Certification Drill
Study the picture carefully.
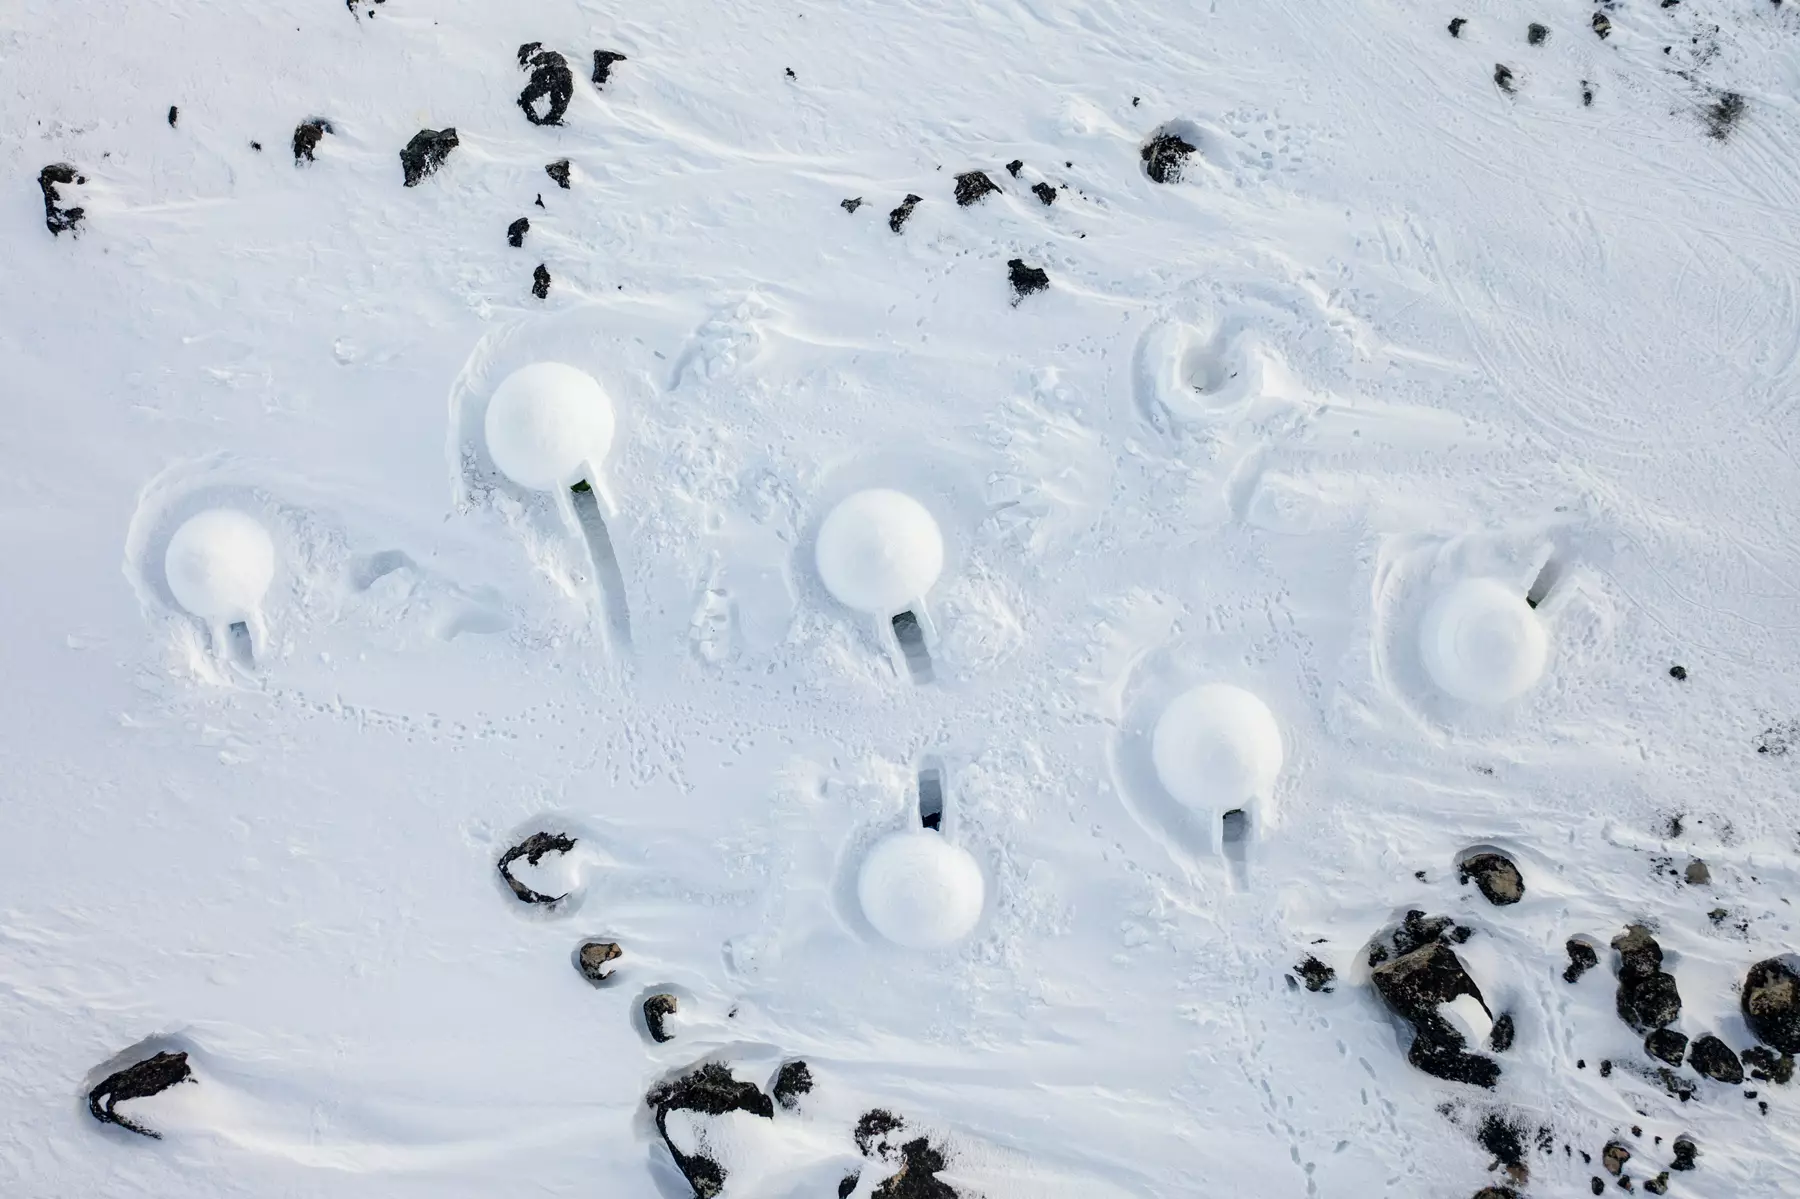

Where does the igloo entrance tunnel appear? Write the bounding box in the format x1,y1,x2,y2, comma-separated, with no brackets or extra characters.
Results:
857,829,985,949
1151,683,1284,845
1417,578,1548,705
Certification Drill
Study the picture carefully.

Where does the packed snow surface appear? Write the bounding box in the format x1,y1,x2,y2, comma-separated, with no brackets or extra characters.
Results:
1150,683,1284,815
7,0,1800,1197
161,509,276,622
813,489,945,616
856,829,987,950
1417,578,1550,706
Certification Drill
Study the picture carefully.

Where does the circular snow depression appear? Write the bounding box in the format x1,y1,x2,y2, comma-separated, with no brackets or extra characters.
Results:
483,362,615,491
163,509,275,622
1151,684,1284,814
857,830,984,949
814,489,944,616
1418,578,1548,705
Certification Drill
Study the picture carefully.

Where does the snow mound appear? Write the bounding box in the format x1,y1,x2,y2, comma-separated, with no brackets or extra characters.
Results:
163,509,275,622
482,362,615,491
1150,684,1284,815
857,830,984,949
1417,578,1548,705
814,489,944,616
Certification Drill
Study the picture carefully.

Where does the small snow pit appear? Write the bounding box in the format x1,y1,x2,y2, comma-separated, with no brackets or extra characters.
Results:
814,489,944,616
483,362,615,491
164,509,275,622
857,830,984,949
1418,578,1548,705
1151,684,1283,816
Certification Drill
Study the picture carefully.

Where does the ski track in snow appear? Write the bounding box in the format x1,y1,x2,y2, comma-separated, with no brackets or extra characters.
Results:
4,0,1800,1195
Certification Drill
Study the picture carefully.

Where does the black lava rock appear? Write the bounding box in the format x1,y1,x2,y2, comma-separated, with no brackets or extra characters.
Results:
1565,939,1599,983
592,50,628,88
1476,1113,1529,1179
1140,129,1196,183
771,1060,813,1109
1589,1179,1604,1195
644,993,678,1043
167,105,178,127
1593,13,1612,38
841,197,864,213
1489,1012,1516,1052
1472,1189,1518,1199
1459,851,1525,906
1528,23,1549,45
518,45,575,126
88,1051,192,1138
646,1064,773,1198
497,831,574,904
839,1175,861,1198
37,164,85,236
507,217,530,247
856,1109,905,1156
546,159,572,188
1645,1028,1689,1066
400,128,459,186
532,264,552,299
1007,259,1049,303
953,170,999,206
576,940,621,984
1669,665,1688,680
1689,1034,1744,1084
1449,17,1467,37
888,194,922,233
1294,956,1336,993
1495,65,1516,94
1645,1173,1671,1195
1612,925,1682,1031
1005,159,1023,177
1371,940,1500,1087
1671,1136,1697,1171
1705,92,1745,142
1031,181,1057,205
293,118,332,164
874,1137,958,1197
1743,1045,1795,1084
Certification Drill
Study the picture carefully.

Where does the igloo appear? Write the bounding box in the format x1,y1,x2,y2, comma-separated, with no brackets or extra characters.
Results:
814,489,944,617
163,509,275,622
483,362,615,491
857,829,985,949
1418,578,1548,705
1151,684,1284,818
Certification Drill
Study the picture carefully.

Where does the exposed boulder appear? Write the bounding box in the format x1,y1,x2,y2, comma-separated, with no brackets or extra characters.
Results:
1564,938,1599,983
1141,129,1195,183
644,993,679,1043
293,118,332,163
646,1064,773,1197
1459,851,1524,905
38,164,85,236
1371,935,1501,1087
400,128,459,186
592,50,628,87
1644,1028,1688,1066
1612,925,1681,1031
1688,1034,1744,1084
888,194,922,233
518,44,575,125
87,1051,192,1138
497,831,574,904
575,940,621,984
1743,957,1800,1052
953,170,999,206
771,1060,813,1110
546,159,572,188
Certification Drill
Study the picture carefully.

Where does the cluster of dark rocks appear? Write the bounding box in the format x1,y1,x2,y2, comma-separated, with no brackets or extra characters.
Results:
859,164,1056,302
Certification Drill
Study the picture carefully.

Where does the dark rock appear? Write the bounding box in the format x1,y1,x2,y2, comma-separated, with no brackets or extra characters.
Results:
1650,1065,1695,1101
953,171,999,206
1689,1034,1744,1084
856,1109,905,1157
1473,1189,1519,1199
546,159,572,188
1744,958,1800,1051
1593,13,1612,38
888,194,922,233
785,67,797,80
497,831,575,904
1449,17,1467,36
1589,1179,1604,1196
1600,1059,1613,1077
251,141,262,151
518,46,575,126
400,128,459,186
1007,259,1049,304
644,993,678,1043
1613,925,1681,1031
1528,23,1549,45
1459,852,1525,906
592,50,628,88
1477,1112,1529,1178
576,940,621,984
1684,859,1710,885
1671,1136,1697,1171
1495,65,1515,94
1669,665,1687,680
294,119,332,164
771,1060,813,1109
37,164,86,236
1005,159,1023,177
1705,92,1745,141
1645,1173,1670,1195
646,1064,773,1197
839,1176,861,1198
1582,81,1595,107
1489,1012,1516,1052
873,1137,958,1198
841,197,864,213
167,105,178,127
1031,181,1057,205
1645,1028,1688,1066
1743,1045,1795,1084
535,193,546,209
532,264,552,299
1294,956,1336,993
1140,130,1196,183
1603,1142,1630,1176
88,1051,192,1138
1565,939,1600,983
507,217,530,248
1371,940,1500,1087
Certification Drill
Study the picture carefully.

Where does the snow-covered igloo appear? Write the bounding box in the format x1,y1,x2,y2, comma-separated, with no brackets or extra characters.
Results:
857,829,985,949
483,362,615,491
1151,683,1284,844
1417,578,1548,705
814,489,944,617
163,508,275,623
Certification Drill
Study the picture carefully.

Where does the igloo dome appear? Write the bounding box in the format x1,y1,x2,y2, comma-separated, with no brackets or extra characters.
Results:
857,830,985,949
814,489,944,616
163,509,276,622
1151,683,1284,814
483,362,615,491
1418,578,1548,705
